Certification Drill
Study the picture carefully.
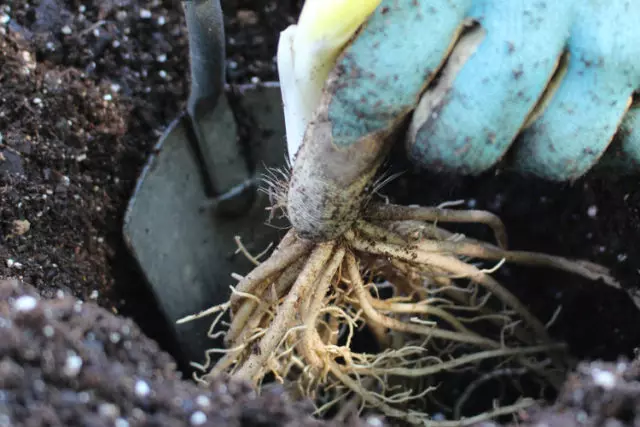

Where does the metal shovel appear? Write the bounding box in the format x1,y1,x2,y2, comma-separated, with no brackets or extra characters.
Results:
123,0,287,367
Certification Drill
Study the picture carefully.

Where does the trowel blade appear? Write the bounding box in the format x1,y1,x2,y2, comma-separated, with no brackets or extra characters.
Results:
123,83,288,367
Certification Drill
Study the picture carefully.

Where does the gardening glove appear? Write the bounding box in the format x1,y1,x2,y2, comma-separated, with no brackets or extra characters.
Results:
280,0,640,182
407,0,640,180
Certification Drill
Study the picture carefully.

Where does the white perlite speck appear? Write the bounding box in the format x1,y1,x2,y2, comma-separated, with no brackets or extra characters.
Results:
366,416,384,427
190,411,207,426
139,9,152,18
98,403,120,418
592,368,616,390
14,295,37,312
63,353,83,377
134,379,151,397
195,395,210,408
214,383,227,394
587,205,597,218
43,325,55,337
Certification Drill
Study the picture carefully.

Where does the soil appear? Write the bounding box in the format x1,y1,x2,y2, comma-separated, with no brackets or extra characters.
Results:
1,277,379,427
384,162,640,362
3,276,639,427
1,0,640,426
500,356,640,427
0,0,303,364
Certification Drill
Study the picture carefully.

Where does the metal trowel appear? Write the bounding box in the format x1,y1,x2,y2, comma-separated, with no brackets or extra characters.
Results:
123,0,287,367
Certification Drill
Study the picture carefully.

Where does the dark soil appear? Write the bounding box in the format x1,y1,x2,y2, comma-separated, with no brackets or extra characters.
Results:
384,162,640,363
497,356,640,427
0,0,190,359
4,276,638,427
1,277,378,427
0,0,303,364
1,0,640,425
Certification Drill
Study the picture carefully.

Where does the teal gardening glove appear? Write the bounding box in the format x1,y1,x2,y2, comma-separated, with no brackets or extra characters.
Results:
284,0,640,182
407,0,640,180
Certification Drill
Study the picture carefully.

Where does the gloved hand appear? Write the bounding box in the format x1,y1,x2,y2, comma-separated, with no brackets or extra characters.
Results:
280,0,640,181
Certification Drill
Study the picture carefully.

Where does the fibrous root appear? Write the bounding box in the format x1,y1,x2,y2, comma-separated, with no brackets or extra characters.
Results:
180,202,618,425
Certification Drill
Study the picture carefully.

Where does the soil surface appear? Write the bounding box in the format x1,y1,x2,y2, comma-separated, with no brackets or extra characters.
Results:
3,278,639,427
496,356,640,427
1,0,640,426
2,277,380,427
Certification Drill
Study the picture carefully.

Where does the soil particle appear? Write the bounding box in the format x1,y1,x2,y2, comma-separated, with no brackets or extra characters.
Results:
1,277,375,427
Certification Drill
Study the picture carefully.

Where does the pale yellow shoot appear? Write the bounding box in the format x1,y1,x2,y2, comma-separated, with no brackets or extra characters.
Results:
277,0,382,164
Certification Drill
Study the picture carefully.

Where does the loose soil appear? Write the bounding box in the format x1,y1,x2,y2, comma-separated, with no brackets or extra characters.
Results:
0,0,303,362
1,0,640,425
2,277,374,427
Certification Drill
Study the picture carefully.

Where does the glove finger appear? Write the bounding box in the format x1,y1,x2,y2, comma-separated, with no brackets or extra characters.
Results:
407,0,573,175
510,2,640,181
327,0,473,149
591,104,640,175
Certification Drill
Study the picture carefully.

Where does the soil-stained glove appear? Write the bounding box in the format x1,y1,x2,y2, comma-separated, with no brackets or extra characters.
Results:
279,0,640,181
408,0,640,180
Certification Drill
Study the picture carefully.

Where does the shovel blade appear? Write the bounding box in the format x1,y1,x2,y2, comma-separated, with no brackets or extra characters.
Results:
123,83,288,366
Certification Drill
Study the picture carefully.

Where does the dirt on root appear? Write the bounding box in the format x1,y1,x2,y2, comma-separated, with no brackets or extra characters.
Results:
1,0,640,425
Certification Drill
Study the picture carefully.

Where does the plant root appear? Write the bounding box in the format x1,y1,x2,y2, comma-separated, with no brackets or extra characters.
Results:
182,202,620,425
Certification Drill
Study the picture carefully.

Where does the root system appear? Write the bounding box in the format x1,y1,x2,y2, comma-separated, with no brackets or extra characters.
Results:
179,187,619,425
